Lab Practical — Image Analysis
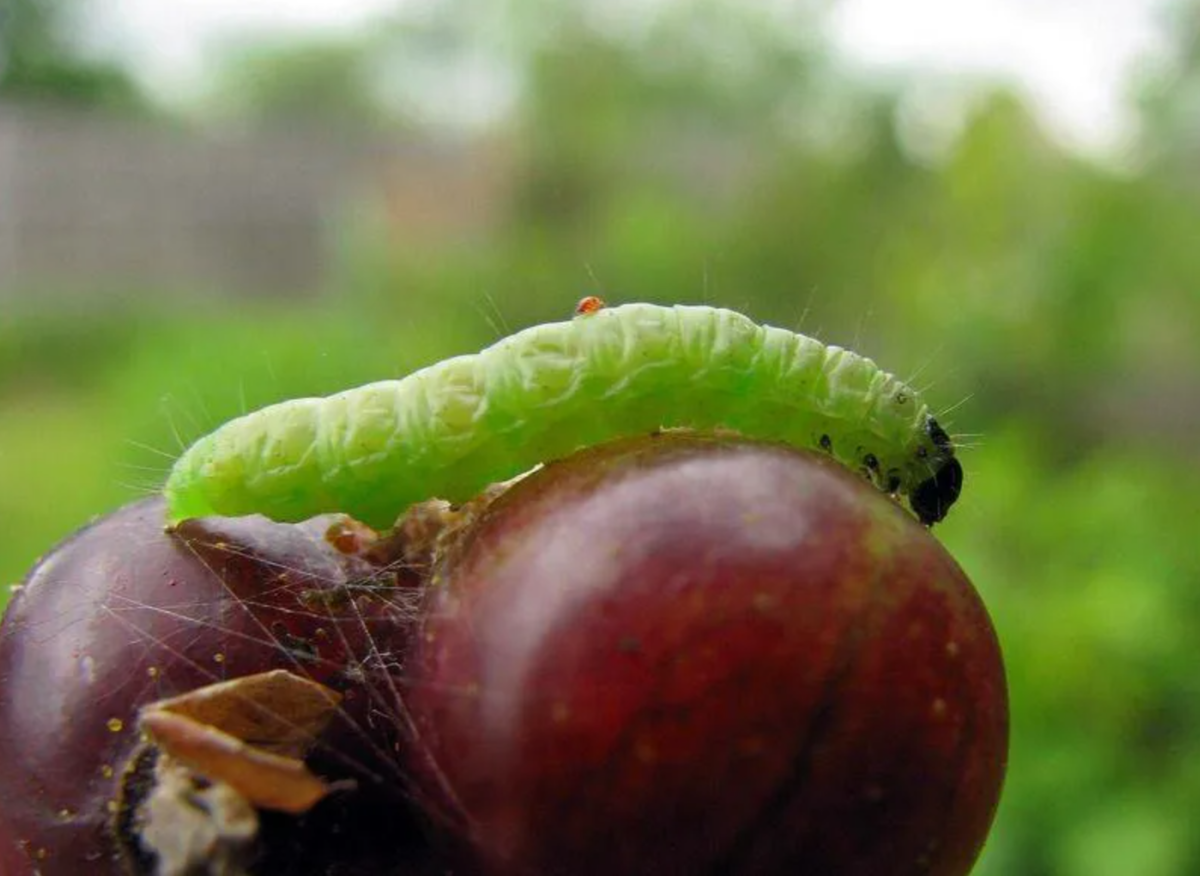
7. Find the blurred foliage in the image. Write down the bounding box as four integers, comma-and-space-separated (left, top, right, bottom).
0, 0, 145, 109
206, 35, 401, 128
2, 1, 1199, 874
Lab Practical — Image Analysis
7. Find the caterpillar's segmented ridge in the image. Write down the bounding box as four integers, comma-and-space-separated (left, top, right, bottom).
164, 304, 962, 528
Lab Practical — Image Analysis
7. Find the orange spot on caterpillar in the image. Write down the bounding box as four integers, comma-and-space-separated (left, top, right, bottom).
575, 295, 607, 316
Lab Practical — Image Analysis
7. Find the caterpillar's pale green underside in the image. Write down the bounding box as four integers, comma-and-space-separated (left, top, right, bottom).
163, 303, 962, 528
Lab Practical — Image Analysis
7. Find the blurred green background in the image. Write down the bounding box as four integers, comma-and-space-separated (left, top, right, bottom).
2, 1, 1199, 873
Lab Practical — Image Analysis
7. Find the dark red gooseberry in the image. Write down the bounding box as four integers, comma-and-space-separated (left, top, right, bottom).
0, 498, 421, 875
405, 434, 1008, 876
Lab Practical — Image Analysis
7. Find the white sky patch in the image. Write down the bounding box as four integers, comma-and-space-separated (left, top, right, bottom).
93, 0, 408, 100
827, 0, 1170, 156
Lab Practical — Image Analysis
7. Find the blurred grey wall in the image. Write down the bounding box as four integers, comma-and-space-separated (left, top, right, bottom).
0, 104, 507, 304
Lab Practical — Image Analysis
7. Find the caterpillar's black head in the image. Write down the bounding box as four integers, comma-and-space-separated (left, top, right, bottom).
909, 417, 962, 526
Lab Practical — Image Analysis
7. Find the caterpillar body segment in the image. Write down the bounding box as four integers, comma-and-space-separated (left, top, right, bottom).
164, 304, 961, 528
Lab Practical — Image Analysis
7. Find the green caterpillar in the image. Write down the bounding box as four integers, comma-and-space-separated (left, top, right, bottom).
163, 303, 962, 528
